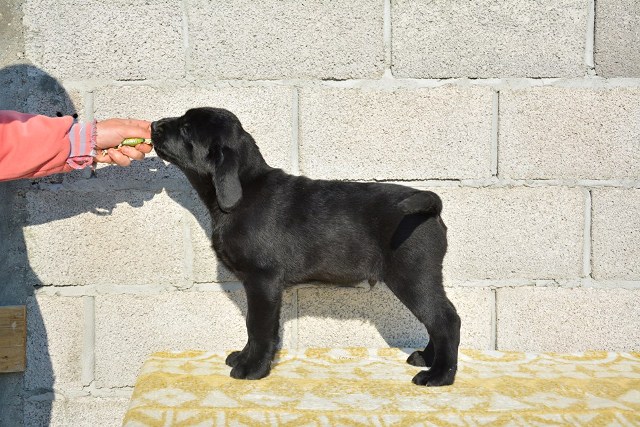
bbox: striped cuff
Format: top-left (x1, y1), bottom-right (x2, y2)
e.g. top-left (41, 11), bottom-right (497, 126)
top-left (66, 120), bottom-right (97, 170)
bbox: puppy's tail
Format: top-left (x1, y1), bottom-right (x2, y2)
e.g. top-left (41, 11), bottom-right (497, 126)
top-left (398, 191), bottom-right (442, 216)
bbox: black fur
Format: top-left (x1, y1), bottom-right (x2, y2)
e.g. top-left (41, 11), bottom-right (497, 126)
top-left (151, 107), bottom-right (461, 386)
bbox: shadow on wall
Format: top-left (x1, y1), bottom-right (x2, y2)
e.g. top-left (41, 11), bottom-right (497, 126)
top-left (0, 64), bottom-right (76, 426)
top-left (0, 65), bottom-right (159, 426)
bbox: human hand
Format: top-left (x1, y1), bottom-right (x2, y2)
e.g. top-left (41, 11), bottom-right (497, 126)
top-left (94, 118), bottom-right (153, 166)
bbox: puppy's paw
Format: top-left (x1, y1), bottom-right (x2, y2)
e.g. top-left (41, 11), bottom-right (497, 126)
top-left (406, 351), bottom-right (428, 367)
top-left (407, 341), bottom-right (436, 367)
top-left (407, 350), bottom-right (435, 368)
top-left (225, 350), bottom-right (244, 368)
top-left (230, 357), bottom-right (272, 380)
top-left (411, 366), bottom-right (457, 387)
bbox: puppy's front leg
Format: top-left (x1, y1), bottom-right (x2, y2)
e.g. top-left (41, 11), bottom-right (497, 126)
top-left (228, 276), bottom-right (283, 380)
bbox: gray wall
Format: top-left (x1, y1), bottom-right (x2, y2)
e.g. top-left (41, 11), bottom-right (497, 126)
top-left (1, 0), bottom-right (639, 425)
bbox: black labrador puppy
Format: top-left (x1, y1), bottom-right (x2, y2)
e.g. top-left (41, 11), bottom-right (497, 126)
top-left (151, 107), bottom-right (461, 386)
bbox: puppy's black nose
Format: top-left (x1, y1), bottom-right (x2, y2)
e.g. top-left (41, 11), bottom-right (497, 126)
top-left (151, 117), bottom-right (177, 133)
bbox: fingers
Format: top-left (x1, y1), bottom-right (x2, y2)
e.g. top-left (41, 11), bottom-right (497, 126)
top-left (134, 143), bottom-right (153, 154)
top-left (93, 150), bottom-right (112, 164)
top-left (94, 148), bottom-right (132, 167)
top-left (93, 144), bottom-right (153, 166)
top-left (118, 145), bottom-right (146, 161)
top-left (105, 148), bottom-right (132, 167)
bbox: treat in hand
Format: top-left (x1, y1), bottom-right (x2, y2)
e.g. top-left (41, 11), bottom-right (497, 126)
top-left (120, 137), bottom-right (153, 147)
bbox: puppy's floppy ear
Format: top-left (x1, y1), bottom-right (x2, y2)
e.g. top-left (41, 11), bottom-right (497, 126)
top-left (212, 146), bottom-right (242, 212)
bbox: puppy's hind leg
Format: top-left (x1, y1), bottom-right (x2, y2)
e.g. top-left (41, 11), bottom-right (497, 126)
top-left (386, 273), bottom-right (461, 387)
top-left (227, 274), bottom-right (284, 380)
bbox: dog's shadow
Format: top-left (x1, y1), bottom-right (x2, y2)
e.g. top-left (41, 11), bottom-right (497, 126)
top-left (114, 158), bottom-right (428, 350)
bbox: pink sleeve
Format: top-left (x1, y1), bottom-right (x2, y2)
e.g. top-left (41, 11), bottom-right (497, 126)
top-left (0, 110), bottom-right (95, 182)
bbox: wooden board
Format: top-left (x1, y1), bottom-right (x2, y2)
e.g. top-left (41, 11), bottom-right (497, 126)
top-left (0, 306), bottom-right (26, 373)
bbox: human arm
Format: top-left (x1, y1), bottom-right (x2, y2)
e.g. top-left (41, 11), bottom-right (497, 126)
top-left (0, 111), bottom-right (152, 182)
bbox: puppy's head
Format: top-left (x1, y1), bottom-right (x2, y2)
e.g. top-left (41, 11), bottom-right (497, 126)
top-left (151, 107), bottom-right (244, 212)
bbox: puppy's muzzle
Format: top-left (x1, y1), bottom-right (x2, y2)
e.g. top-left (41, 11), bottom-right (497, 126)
top-left (151, 118), bottom-right (169, 134)
top-left (150, 118), bottom-right (176, 146)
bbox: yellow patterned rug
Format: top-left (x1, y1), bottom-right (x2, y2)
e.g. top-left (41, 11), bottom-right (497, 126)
top-left (123, 348), bottom-right (640, 426)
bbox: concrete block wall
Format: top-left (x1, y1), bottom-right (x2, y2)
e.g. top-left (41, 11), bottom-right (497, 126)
top-left (1, 0), bottom-right (639, 425)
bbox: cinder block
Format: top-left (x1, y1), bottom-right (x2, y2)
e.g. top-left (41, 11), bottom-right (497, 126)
top-left (0, 182), bottom-right (31, 305)
top-left (24, 399), bottom-right (64, 427)
top-left (299, 87), bottom-right (493, 180)
top-left (447, 287), bottom-right (494, 350)
top-left (0, 374), bottom-right (22, 413)
top-left (0, 374), bottom-right (23, 426)
top-left (595, 0), bottom-right (640, 77)
top-left (0, 65), bottom-right (83, 118)
top-left (25, 397), bottom-right (129, 427)
top-left (499, 87), bottom-right (640, 180)
top-left (496, 287), bottom-right (640, 352)
top-left (95, 291), bottom-right (247, 388)
top-left (296, 285), bottom-right (492, 350)
top-left (2, 404), bottom-right (23, 427)
top-left (94, 85), bottom-right (293, 173)
top-left (65, 397), bottom-right (130, 427)
top-left (187, 0), bottom-right (384, 79)
top-left (24, 190), bottom-right (187, 286)
top-left (23, 0), bottom-right (184, 80)
top-left (25, 296), bottom-right (84, 391)
top-left (439, 187), bottom-right (584, 280)
top-left (297, 285), bottom-right (426, 349)
top-left (24, 70), bottom-right (85, 119)
top-left (392, 0), bottom-right (587, 78)
top-left (0, 64), bottom-right (26, 111)
top-left (0, 0), bottom-right (25, 67)
top-left (94, 291), bottom-right (295, 387)
top-left (592, 189), bottom-right (640, 280)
